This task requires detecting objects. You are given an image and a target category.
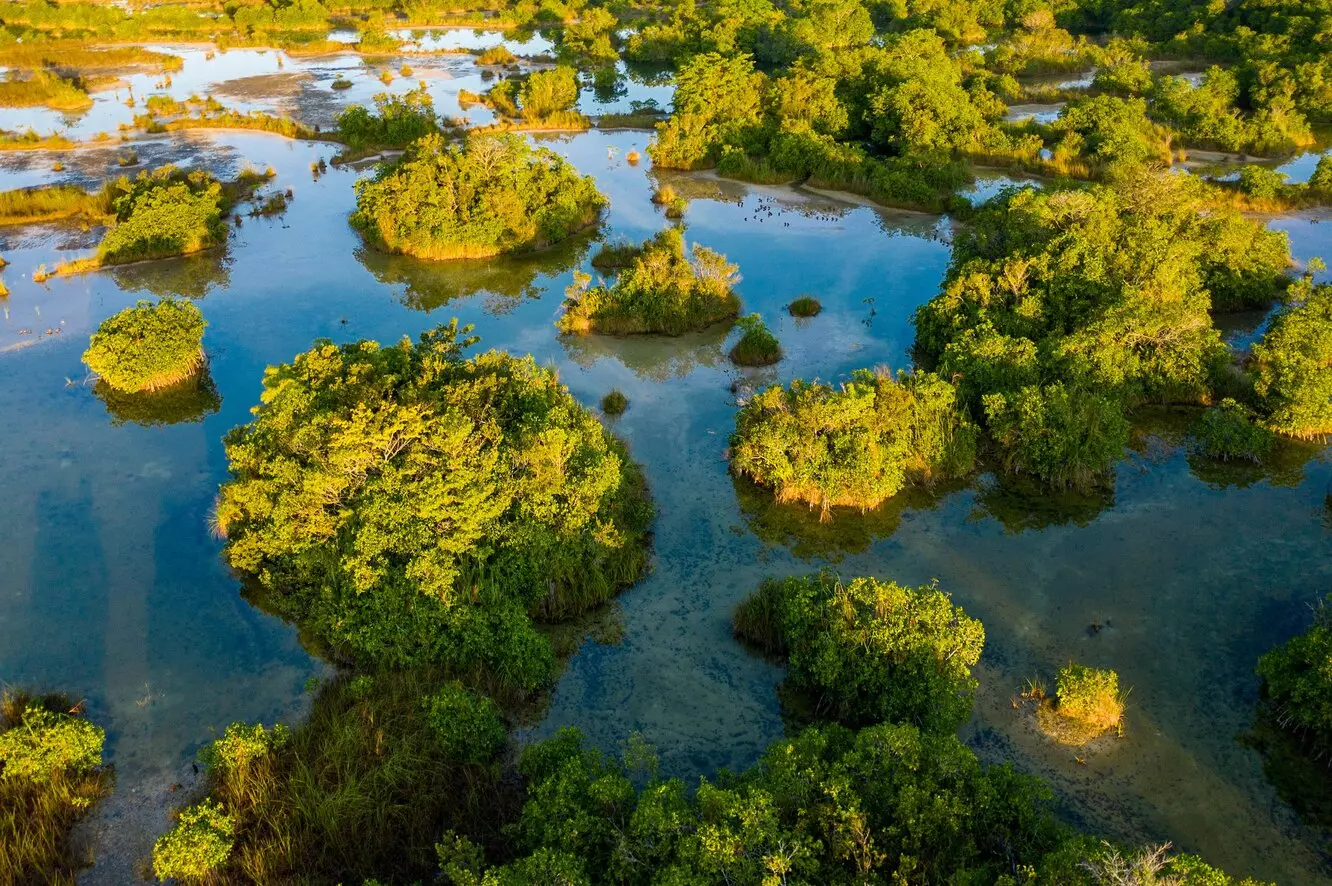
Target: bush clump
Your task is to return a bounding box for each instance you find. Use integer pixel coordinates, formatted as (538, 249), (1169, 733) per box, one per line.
(424, 682), (506, 766)
(153, 800), (237, 883)
(91, 166), (235, 266)
(82, 298), (206, 392)
(215, 322), (653, 687)
(982, 383), (1131, 491)
(475, 45), (518, 66)
(728, 313), (781, 366)
(733, 573), (985, 731)
(1257, 598), (1332, 752)
(0, 692), (109, 884)
(600, 388), (628, 415)
(1036, 663), (1127, 744)
(788, 295), (822, 317)
(351, 132), (606, 260)
(336, 87), (438, 151)
(1252, 279), (1332, 439)
(730, 368), (977, 512)
(557, 227), (740, 335)
(1190, 398), (1275, 462)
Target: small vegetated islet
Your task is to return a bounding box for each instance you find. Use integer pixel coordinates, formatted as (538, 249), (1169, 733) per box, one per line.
(82, 298), (207, 393)
(558, 227), (740, 335)
(728, 313), (781, 366)
(788, 295), (822, 317)
(351, 131), (605, 260)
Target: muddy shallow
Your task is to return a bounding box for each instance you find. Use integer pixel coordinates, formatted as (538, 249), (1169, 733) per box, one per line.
(0, 39), (1329, 886)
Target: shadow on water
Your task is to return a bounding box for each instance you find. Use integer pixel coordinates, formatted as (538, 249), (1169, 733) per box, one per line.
(355, 233), (594, 315)
(109, 251), (233, 301)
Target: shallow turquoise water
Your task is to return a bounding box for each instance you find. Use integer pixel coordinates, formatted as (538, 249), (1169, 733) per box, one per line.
(0, 50), (1329, 885)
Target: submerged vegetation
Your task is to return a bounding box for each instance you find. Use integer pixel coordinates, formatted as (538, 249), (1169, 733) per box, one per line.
(0, 690), (110, 884)
(559, 227), (740, 335)
(730, 369), (977, 512)
(216, 321), (652, 686)
(82, 299), (207, 393)
(351, 132), (606, 260)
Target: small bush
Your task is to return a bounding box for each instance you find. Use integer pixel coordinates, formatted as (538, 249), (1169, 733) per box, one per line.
(331, 77), (352, 90)
(1190, 399), (1274, 462)
(788, 296), (822, 317)
(729, 313), (781, 366)
(0, 692), (109, 883)
(665, 196), (687, 218)
(1037, 663), (1126, 744)
(424, 683), (506, 766)
(650, 184), (676, 205)
(600, 389), (629, 415)
(83, 299), (206, 392)
(1252, 279), (1332, 439)
(152, 800), (236, 883)
(476, 46), (518, 66)
(982, 383), (1130, 491)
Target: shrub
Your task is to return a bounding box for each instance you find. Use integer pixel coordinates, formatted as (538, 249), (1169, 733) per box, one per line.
(336, 87), (438, 151)
(216, 322), (653, 683)
(82, 298), (206, 392)
(600, 389), (628, 415)
(729, 313), (781, 366)
(0, 692), (109, 883)
(558, 227), (740, 335)
(733, 574), (984, 731)
(730, 369), (977, 511)
(88, 166), (232, 266)
(1038, 663), (1126, 743)
(424, 682), (506, 766)
(1252, 279), (1332, 439)
(1257, 597), (1332, 751)
(1190, 399), (1274, 462)
(331, 77), (352, 90)
(199, 722), (290, 811)
(788, 295), (821, 317)
(351, 132), (606, 260)
(519, 67), (579, 121)
(152, 801), (236, 883)
(476, 46), (517, 66)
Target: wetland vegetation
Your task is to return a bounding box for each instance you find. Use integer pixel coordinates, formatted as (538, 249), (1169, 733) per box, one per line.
(1, 0), (1331, 882)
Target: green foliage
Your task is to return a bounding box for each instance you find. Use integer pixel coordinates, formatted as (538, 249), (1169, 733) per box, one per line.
(649, 52), (766, 169)
(983, 383), (1130, 491)
(0, 692), (109, 885)
(88, 165), (233, 266)
(336, 87), (439, 151)
(425, 682), (506, 766)
(1048, 94), (1175, 170)
(82, 298), (206, 392)
(217, 323), (652, 684)
(600, 389), (628, 415)
(734, 573), (984, 731)
(1190, 399), (1274, 462)
(787, 295), (821, 317)
(0, 183), (110, 225)
(1258, 598), (1332, 752)
(352, 132), (606, 260)
(152, 800), (236, 883)
(478, 720), (1063, 884)
(730, 368), (977, 510)
(519, 66), (580, 120)
(1310, 154), (1332, 197)
(1053, 663), (1125, 734)
(476, 46), (518, 66)
(558, 227), (741, 335)
(728, 313), (781, 366)
(1252, 278), (1332, 439)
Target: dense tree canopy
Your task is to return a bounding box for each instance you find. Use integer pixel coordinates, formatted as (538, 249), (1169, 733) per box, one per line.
(1251, 278), (1332, 439)
(216, 322), (653, 686)
(351, 132), (607, 260)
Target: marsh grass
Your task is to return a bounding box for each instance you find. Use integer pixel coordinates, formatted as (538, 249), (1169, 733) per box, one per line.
(160, 671), (518, 885)
(0, 129), (75, 152)
(590, 239), (644, 271)
(788, 295), (822, 317)
(729, 314), (782, 366)
(600, 388), (629, 416)
(1035, 663), (1127, 744)
(0, 70), (91, 111)
(731, 579), (788, 656)
(0, 690), (110, 885)
(475, 46), (518, 66)
(0, 184), (111, 226)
